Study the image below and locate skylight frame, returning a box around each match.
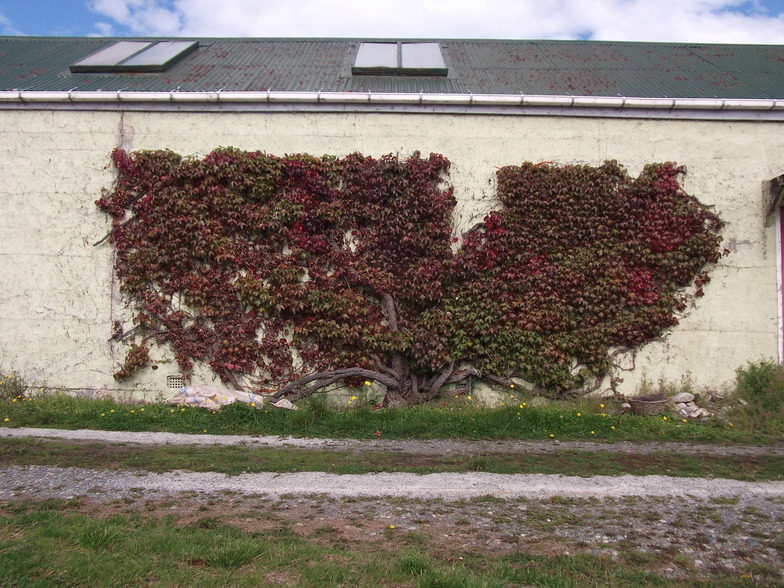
[70,40,199,73]
[352,42,448,77]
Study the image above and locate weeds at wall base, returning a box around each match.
[0,360,781,443]
[0,389,771,444]
[734,359,784,436]
[0,373,29,401]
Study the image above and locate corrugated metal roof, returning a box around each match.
[0,36,782,99]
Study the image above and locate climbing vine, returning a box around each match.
[444,160,725,392]
[97,149,725,404]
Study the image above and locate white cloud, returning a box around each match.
[87,0,784,43]
[571,0,784,43]
[0,6,23,35]
[92,21,116,36]
[89,0,184,35]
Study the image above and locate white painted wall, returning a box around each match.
[1,109,782,399]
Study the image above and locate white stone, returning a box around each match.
[671,392,695,403]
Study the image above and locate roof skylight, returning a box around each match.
[70,40,199,73]
[352,42,447,76]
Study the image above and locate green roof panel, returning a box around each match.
[0,37,781,99]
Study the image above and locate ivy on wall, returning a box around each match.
[97,148,725,404]
[444,161,725,392]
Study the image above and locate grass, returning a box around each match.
[0,389,772,444]
[1,363,781,482]
[0,499,780,587]
[3,358,783,444]
[734,360,784,436]
[1,363,783,586]
[0,437,781,481]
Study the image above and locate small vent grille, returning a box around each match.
[167,375,184,389]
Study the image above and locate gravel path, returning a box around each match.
[3,426,783,456]
[2,427,783,582]
[1,427,783,501]
[2,465,784,502]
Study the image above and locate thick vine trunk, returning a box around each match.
[268,291,586,405]
[268,359,488,407]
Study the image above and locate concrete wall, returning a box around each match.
[1,108,782,399]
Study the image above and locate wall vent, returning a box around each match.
[167,375,184,389]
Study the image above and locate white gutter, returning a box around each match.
[1,89,783,111]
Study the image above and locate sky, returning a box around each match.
[2,0,784,43]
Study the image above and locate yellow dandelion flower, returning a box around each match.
[611,426,616,430]
[388,524,396,530]
[11,398,16,403]
[181,408,186,412]
[662,416,668,421]
[3,418,9,422]
[467,395,472,400]
[110,409,115,413]
[577,412,582,417]
[591,431,595,435]
[100,413,105,417]
[170,409,175,413]
[130,410,135,413]
[250,402,255,407]
[350,396,357,400]
[499,402,505,406]
[140,408,144,412]
[202,429,207,433]
[364,381,372,386]
[510,384,515,389]
[682,419,688,423]
[600,403,605,408]
[347,401,353,405]
[549,434,555,438]
[522,402,527,407]
[729,423,734,427]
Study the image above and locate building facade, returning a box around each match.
[1,38,783,398]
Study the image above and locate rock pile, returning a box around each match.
[671,392,712,419]
[620,392,713,418]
